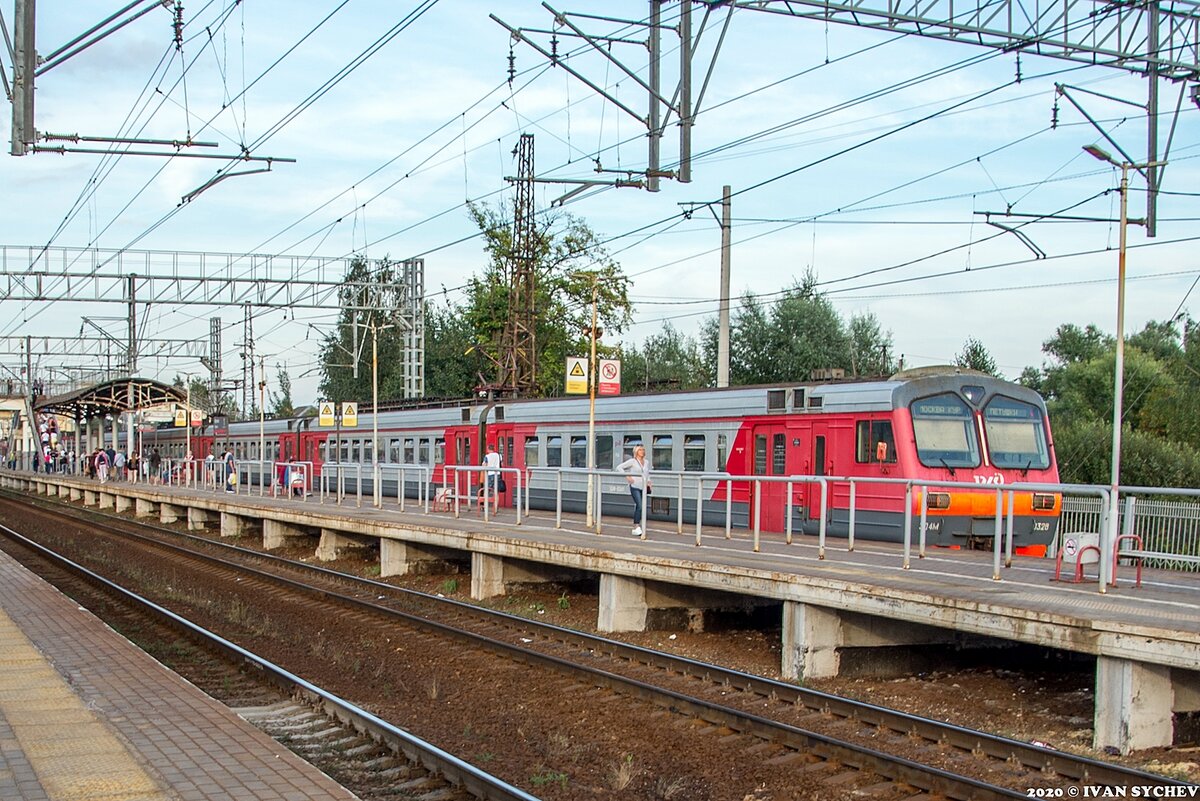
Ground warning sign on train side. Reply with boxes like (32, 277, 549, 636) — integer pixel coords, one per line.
(598, 358, 621, 396)
(341, 402, 358, 427)
(319, 402, 335, 427)
(565, 357, 588, 394)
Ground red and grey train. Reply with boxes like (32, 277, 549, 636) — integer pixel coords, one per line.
(150, 367, 1061, 554)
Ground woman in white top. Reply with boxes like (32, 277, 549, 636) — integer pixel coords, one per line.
(478, 443, 502, 514)
(616, 444, 652, 537)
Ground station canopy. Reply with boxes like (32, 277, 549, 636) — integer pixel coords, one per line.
(34, 378, 186, 421)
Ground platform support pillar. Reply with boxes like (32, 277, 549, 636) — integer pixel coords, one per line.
(598, 574, 648, 633)
(471, 553, 505, 600)
(135, 498, 155, 518)
(1095, 656, 1174, 754)
(99, 493, 114, 510)
(315, 528, 369, 561)
(260, 519, 300, 549)
(380, 539, 454, 577)
(220, 512, 248, 539)
(115, 495, 132, 513)
(70, 487, 82, 502)
(160, 503, 181, 524)
(187, 508, 210, 530)
(83, 490, 97, 506)
(782, 601, 842, 681)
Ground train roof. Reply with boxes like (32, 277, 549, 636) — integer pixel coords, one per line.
(156, 369, 1045, 438)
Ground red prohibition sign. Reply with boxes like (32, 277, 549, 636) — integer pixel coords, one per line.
(601, 362, 618, 379)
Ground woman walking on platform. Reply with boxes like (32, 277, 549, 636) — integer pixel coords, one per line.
(617, 444, 652, 537)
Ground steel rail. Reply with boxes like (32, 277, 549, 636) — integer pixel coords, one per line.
(6, 492, 1186, 795)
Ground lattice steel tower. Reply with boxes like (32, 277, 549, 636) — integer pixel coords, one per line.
(498, 133, 539, 395)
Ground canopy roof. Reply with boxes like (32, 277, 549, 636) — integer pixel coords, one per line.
(34, 378, 185, 421)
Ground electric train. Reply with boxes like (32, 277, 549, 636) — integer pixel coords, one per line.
(144, 367, 1061, 554)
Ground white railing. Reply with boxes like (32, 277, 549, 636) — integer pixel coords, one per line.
(1064, 490, 1200, 572)
(442, 465, 524, 525)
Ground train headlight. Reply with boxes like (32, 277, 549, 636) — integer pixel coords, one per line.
(1032, 493, 1056, 511)
(925, 492, 951, 510)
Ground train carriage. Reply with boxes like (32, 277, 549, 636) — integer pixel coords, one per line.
(147, 367, 1060, 553)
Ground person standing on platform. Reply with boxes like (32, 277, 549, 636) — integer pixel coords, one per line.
(113, 449, 127, 482)
(617, 444, 652, 537)
(95, 448, 109, 483)
(224, 447, 237, 493)
(478, 442, 502, 515)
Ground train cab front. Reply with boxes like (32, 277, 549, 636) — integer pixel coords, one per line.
(901, 376, 1060, 556)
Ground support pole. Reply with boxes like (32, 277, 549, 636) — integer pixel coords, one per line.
(647, 0, 662, 192)
(1146, 5, 1159, 238)
(678, 0, 693, 183)
(11, 0, 35, 156)
(585, 278, 599, 526)
(717, 185, 731, 387)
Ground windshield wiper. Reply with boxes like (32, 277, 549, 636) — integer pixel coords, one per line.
(939, 457, 956, 477)
(1020, 459, 1032, 477)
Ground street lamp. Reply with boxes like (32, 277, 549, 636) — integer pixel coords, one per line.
(1082, 144, 1165, 590)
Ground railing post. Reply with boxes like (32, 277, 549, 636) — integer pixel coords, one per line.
(356, 465, 362, 509)
(695, 476, 703, 546)
(514, 469, 522, 525)
(676, 473, 684, 534)
(818, 478, 828, 561)
(724, 478, 732, 540)
(1005, 491, 1015, 568)
(902, 482, 913, 570)
(594, 472, 602, 535)
(785, 479, 793, 546)
(555, 470, 563, 529)
(453, 467, 461, 519)
(992, 488, 1003, 581)
(753, 480, 761, 553)
(847, 480, 857, 552)
(918, 484, 928, 559)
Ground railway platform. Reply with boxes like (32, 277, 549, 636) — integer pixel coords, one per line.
(4, 469, 1200, 758)
(0, 548, 356, 801)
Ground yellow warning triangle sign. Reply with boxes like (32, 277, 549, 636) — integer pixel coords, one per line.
(569, 361, 586, 377)
(321, 403, 333, 415)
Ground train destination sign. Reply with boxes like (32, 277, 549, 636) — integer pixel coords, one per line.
(598, 359, 621, 396)
(566, 357, 588, 394)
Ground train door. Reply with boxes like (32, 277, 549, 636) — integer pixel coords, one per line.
(807, 421, 832, 524)
(750, 422, 789, 530)
(488, 422, 515, 506)
(448, 428, 474, 498)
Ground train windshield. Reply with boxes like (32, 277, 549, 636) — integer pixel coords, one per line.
(983, 395, 1050, 470)
(910, 393, 980, 469)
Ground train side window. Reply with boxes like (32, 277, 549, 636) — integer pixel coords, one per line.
(504, 437, 513, 468)
(772, 433, 786, 475)
(363, 441, 374, 464)
(717, 434, 728, 472)
(319, 441, 327, 462)
(684, 434, 705, 471)
(341, 441, 350, 463)
(622, 435, 643, 462)
(434, 438, 445, 465)
(404, 438, 415, 464)
(856, 420, 898, 464)
(652, 434, 673, 471)
(570, 435, 587, 468)
(814, 435, 827, 476)
(546, 435, 563, 467)
(524, 436, 540, 467)
(594, 435, 613, 470)
(419, 439, 431, 465)
(389, 439, 400, 463)
(456, 437, 468, 465)
(753, 435, 767, 475)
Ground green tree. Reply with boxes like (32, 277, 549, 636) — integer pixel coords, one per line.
(173, 375, 238, 419)
(269, 365, 295, 418)
(424, 297, 479, 397)
(848, 312, 897, 377)
(465, 202, 631, 396)
(954, 337, 999, 377)
(621, 322, 708, 392)
(769, 272, 851, 380)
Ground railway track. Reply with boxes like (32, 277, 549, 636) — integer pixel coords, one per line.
(0, 516, 537, 801)
(1, 490, 1192, 800)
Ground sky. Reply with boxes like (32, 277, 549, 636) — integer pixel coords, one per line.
(2, 0, 1198, 407)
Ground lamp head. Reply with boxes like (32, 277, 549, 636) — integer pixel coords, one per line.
(1083, 144, 1117, 166)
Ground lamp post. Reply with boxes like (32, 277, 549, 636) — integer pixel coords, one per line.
(369, 321, 393, 509)
(1082, 144, 1165, 590)
(258, 357, 266, 496)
